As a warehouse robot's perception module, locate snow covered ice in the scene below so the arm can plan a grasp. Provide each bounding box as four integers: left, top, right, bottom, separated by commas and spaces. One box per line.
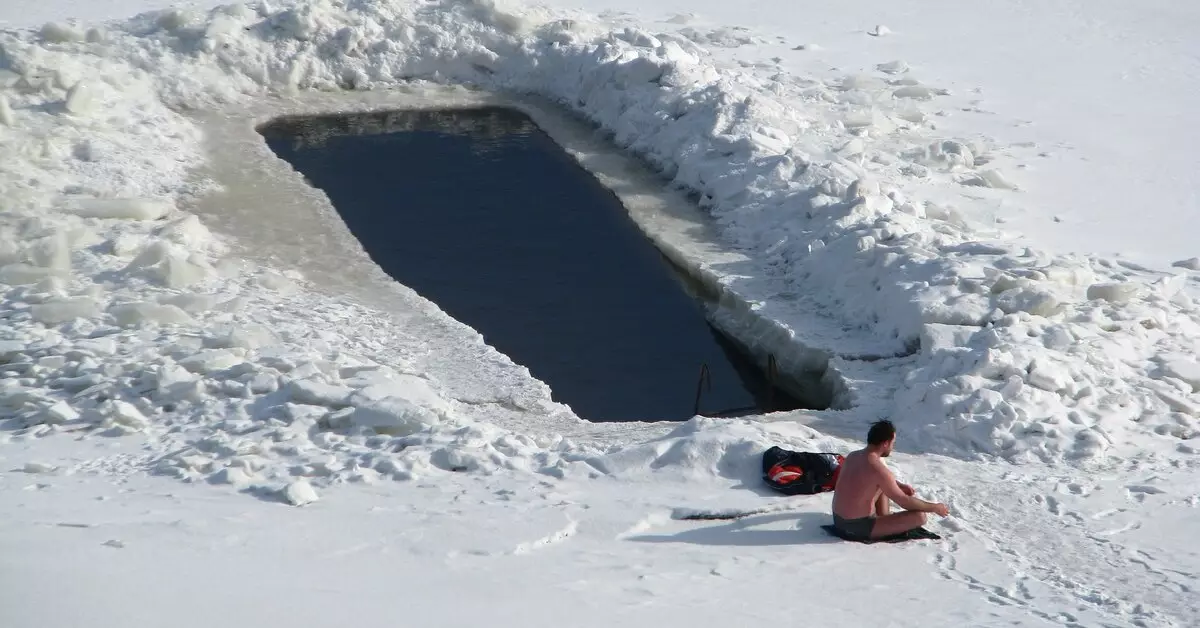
2, 0, 1200, 626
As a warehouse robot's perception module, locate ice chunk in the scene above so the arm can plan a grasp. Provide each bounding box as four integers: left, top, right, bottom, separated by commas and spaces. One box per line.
54, 373, 105, 392
23, 462, 59, 474
75, 337, 117, 355
109, 302, 195, 327
158, 256, 210, 288
843, 110, 878, 129
64, 81, 97, 115
920, 324, 979, 354
153, 364, 206, 402
283, 480, 319, 506
977, 169, 1019, 190
153, 363, 195, 388
1040, 326, 1074, 351
0, 95, 13, 127
41, 22, 85, 42
0, 340, 26, 357
285, 379, 353, 408
1071, 428, 1110, 457
67, 198, 173, 221
845, 177, 880, 201
106, 401, 149, 429
877, 60, 909, 74
178, 349, 244, 374
215, 325, 279, 349
837, 138, 865, 157
31, 276, 68, 297
31, 233, 72, 270
157, 8, 198, 32
658, 41, 698, 66
613, 56, 665, 87
1163, 359, 1200, 392
33, 400, 80, 425
1171, 257, 1200, 271
893, 85, 936, 100
38, 355, 67, 370
909, 140, 975, 170
249, 373, 279, 394
178, 454, 215, 472
895, 108, 925, 123
350, 397, 440, 436
839, 74, 885, 92
1087, 282, 1142, 304
1156, 389, 1200, 416
1151, 274, 1186, 299
995, 288, 1061, 317
1027, 360, 1072, 392
31, 297, 101, 325
204, 12, 245, 41
0, 264, 62, 285
615, 27, 661, 48
349, 373, 450, 414
869, 25, 892, 37
209, 467, 254, 487
290, 362, 323, 380
126, 241, 172, 269
105, 233, 148, 258
155, 214, 219, 250
124, 241, 212, 288
159, 293, 217, 314
961, 170, 1009, 188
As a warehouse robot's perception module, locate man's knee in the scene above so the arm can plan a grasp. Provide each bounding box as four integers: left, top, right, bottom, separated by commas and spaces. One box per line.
916, 511, 928, 525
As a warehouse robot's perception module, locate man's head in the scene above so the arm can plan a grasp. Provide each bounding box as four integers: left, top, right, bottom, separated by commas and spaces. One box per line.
866, 420, 896, 457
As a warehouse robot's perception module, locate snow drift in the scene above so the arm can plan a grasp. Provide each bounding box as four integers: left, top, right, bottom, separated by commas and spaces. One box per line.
2, 0, 1200, 501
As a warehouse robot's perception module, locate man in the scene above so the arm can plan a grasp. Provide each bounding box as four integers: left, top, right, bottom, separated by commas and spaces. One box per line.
831, 420, 949, 540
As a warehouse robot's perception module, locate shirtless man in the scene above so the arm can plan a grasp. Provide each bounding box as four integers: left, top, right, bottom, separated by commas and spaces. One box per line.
831, 420, 949, 540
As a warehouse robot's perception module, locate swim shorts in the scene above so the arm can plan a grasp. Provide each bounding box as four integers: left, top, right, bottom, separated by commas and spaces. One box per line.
833, 513, 876, 541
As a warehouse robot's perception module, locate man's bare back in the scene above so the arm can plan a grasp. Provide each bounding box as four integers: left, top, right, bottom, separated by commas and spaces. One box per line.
830, 420, 949, 540
831, 449, 892, 519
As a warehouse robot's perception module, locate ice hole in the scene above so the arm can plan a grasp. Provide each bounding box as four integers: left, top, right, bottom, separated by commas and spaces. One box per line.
259, 107, 826, 421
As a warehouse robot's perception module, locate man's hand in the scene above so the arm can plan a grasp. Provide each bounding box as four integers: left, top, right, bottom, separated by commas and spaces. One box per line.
931, 503, 949, 517
898, 482, 915, 496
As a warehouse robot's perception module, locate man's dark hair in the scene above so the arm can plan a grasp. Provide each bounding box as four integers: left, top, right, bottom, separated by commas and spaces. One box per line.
867, 420, 896, 446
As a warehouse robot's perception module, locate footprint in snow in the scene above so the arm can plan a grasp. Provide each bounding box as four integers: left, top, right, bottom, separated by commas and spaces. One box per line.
1065, 482, 1089, 496
1094, 520, 1142, 537
1091, 508, 1126, 520
939, 517, 965, 533
1125, 485, 1166, 503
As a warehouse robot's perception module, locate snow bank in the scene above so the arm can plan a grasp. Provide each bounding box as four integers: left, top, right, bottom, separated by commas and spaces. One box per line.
64, 198, 174, 221
588, 416, 841, 484
1, 0, 1197, 499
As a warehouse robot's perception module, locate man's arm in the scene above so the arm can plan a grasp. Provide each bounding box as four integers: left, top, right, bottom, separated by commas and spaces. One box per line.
872, 458, 943, 514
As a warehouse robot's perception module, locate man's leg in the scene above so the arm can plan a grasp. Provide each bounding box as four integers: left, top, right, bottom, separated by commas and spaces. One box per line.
874, 490, 890, 517
870, 510, 927, 538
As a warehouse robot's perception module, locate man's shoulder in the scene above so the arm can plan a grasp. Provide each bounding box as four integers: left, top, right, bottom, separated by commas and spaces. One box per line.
865, 453, 893, 475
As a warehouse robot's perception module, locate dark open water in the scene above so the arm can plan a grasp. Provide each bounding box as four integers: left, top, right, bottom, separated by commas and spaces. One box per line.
259, 107, 808, 421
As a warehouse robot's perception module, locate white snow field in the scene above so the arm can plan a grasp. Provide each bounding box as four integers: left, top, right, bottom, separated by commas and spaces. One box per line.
2, 0, 1199, 626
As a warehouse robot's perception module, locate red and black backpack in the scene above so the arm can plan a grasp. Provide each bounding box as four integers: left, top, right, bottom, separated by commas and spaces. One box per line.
762, 446, 845, 495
